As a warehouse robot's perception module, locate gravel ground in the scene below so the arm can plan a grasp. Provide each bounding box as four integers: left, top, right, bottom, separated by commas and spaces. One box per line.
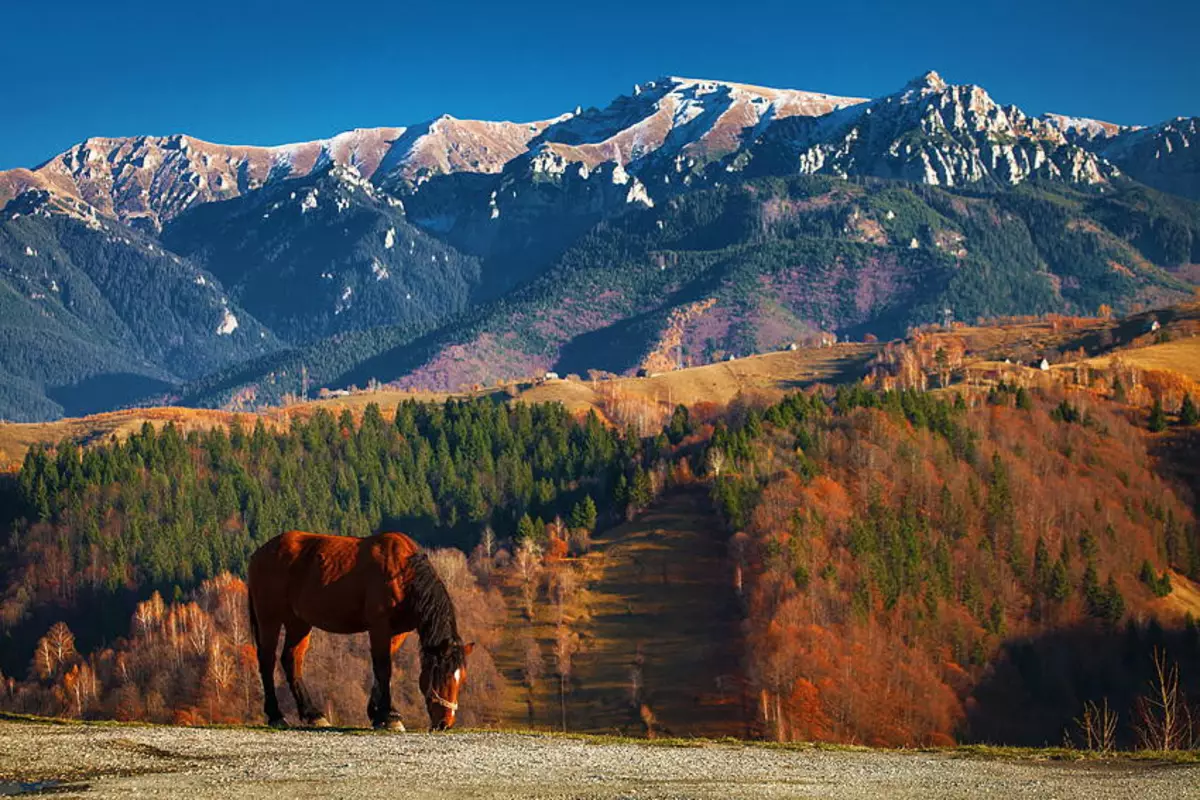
1, 720, 1197, 799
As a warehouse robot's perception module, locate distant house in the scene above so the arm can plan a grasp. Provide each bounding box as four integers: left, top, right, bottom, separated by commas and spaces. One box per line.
1037, 358, 1050, 371
544, 371, 560, 380
786, 342, 799, 351
726, 354, 738, 361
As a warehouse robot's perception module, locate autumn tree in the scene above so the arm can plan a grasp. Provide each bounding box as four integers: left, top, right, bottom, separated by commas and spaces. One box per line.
33, 622, 77, 681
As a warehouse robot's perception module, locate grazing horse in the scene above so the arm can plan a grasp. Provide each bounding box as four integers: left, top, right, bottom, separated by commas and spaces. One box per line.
248, 530, 473, 730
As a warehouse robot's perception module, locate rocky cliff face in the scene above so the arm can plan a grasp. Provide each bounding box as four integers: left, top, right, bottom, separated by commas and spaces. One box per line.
1042, 113, 1200, 200
744, 72, 1112, 187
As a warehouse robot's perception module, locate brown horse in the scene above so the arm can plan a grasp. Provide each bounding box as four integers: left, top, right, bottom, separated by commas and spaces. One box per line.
248, 530, 473, 731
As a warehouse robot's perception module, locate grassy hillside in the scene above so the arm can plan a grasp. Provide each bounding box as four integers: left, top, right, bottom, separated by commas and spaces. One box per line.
493, 487, 748, 737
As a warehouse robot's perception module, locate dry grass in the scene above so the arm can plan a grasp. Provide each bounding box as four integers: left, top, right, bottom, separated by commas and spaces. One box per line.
491, 488, 747, 739
1150, 571, 1200, 623
0, 407, 265, 472
1083, 338, 1200, 382
522, 344, 879, 414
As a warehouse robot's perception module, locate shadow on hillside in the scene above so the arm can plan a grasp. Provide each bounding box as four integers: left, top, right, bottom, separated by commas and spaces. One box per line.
554, 311, 672, 376
965, 621, 1200, 748
776, 349, 879, 391
1150, 427, 1200, 516
47, 373, 176, 418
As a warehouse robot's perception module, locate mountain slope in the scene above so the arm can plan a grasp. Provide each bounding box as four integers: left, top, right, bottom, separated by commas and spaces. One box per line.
1043, 114, 1200, 201
0, 189, 280, 419
162, 164, 480, 344
184, 175, 1195, 404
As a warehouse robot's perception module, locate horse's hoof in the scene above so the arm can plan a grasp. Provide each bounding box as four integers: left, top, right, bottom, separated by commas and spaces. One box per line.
373, 715, 405, 732
308, 716, 331, 728
268, 718, 289, 730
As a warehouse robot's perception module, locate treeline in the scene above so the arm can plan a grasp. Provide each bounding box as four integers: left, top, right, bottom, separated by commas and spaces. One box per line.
1, 398, 650, 642
709, 384, 1200, 746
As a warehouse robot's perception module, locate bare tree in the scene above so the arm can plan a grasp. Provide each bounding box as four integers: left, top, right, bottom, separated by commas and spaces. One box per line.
706, 447, 726, 478
480, 525, 496, 559
1074, 698, 1118, 753
514, 539, 543, 620
34, 622, 76, 680
521, 635, 543, 724
548, 567, 579, 627
1136, 648, 1195, 751
134, 592, 166, 639
554, 625, 581, 732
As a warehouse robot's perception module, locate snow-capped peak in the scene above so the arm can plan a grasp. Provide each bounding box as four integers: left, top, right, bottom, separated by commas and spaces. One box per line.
905, 70, 948, 93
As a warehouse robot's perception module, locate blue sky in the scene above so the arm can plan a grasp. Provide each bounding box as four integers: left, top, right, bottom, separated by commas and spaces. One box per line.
2, 0, 1197, 170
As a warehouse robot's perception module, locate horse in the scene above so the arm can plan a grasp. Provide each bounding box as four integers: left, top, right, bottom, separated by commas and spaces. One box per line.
247, 530, 473, 731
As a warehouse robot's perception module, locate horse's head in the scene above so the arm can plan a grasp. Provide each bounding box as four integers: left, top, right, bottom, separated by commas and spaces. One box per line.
419, 638, 474, 730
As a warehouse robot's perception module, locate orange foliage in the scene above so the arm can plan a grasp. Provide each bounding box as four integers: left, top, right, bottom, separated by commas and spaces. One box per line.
2, 556, 507, 728
736, 387, 1197, 747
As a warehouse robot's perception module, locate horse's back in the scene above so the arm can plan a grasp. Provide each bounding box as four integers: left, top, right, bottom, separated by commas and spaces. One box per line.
248, 530, 422, 633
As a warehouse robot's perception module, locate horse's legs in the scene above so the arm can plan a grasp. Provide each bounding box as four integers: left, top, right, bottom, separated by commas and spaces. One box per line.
367, 626, 404, 730
253, 607, 285, 727
281, 622, 327, 727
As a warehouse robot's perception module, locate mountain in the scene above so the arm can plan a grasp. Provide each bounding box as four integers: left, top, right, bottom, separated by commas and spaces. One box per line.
1042, 114, 1200, 201
0, 70, 1197, 420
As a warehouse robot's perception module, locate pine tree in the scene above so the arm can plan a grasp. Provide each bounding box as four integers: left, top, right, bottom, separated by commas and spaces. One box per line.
1149, 397, 1167, 432
516, 513, 537, 544
667, 404, 692, 445
1033, 537, 1050, 591
1180, 394, 1198, 426
1049, 559, 1071, 603
569, 495, 597, 532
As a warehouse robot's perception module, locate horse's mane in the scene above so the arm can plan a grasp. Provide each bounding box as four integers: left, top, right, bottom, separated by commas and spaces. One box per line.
406, 552, 466, 680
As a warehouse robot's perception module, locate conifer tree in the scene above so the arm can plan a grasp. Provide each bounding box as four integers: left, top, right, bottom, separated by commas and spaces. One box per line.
1149, 397, 1168, 432
1180, 394, 1198, 426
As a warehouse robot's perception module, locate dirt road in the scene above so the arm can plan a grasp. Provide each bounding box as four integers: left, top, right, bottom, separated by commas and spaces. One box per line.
1, 719, 1197, 799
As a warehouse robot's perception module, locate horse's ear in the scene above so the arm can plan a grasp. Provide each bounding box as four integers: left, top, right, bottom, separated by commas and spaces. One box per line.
464, 642, 475, 656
